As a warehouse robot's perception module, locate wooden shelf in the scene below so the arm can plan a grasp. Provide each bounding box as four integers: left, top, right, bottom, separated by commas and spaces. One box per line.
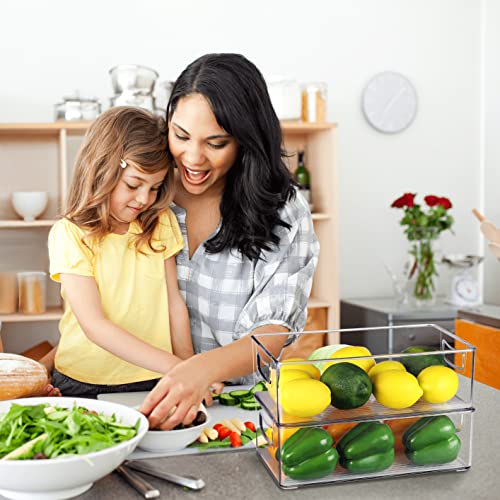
0, 220, 57, 228
0, 306, 63, 323
281, 121, 337, 134
0, 121, 91, 137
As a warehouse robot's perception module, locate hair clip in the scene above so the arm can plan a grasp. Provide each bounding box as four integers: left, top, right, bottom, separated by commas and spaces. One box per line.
120, 159, 127, 169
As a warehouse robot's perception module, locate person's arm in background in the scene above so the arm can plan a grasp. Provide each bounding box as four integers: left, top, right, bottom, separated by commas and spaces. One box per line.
38, 346, 57, 373
165, 256, 193, 360
60, 273, 181, 374
140, 199, 319, 428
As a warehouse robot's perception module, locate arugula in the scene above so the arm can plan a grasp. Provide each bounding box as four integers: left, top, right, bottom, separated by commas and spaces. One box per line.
0, 403, 139, 460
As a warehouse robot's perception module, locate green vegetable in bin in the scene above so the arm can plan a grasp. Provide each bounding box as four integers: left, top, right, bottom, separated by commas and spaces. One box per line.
337, 421, 395, 473
403, 415, 461, 465
279, 427, 338, 480
399, 345, 446, 377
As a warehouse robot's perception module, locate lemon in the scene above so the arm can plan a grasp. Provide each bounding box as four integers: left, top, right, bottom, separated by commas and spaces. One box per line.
368, 360, 406, 381
417, 365, 459, 403
281, 357, 321, 380
267, 369, 311, 400
373, 370, 423, 409
280, 378, 331, 417
323, 346, 375, 373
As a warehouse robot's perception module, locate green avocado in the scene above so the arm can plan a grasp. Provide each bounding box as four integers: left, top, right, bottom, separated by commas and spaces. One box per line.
400, 345, 445, 376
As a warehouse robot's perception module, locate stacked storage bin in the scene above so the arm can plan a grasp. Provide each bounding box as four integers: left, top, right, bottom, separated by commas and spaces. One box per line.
251, 324, 475, 489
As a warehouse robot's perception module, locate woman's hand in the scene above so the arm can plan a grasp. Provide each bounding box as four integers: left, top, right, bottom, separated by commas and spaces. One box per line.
139, 356, 213, 430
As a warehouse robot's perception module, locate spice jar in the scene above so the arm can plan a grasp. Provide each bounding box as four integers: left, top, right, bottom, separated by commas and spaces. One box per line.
0, 272, 18, 314
17, 272, 46, 314
301, 82, 327, 123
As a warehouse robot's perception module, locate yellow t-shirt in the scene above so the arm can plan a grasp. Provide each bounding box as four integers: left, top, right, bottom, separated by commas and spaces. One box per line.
48, 209, 184, 385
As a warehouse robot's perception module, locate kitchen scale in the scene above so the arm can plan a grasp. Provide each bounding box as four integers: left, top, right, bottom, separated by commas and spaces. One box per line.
442, 254, 483, 307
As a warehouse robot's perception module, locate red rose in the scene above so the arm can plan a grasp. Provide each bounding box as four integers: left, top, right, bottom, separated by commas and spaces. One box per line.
391, 192, 415, 208
424, 195, 440, 207
438, 197, 452, 209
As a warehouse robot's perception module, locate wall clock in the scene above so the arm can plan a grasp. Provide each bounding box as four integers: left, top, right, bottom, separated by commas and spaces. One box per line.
362, 72, 418, 134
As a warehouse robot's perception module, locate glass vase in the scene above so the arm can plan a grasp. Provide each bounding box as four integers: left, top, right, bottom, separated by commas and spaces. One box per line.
407, 227, 441, 307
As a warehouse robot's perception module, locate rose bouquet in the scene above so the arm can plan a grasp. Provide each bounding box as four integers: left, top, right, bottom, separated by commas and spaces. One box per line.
391, 193, 454, 303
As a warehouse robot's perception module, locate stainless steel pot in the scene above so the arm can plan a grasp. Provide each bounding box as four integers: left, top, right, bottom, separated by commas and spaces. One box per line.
155, 80, 174, 111
110, 92, 155, 112
54, 95, 101, 121
109, 64, 159, 94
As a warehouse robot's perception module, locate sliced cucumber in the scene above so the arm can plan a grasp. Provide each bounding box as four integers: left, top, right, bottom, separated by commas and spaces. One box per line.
250, 381, 267, 393
241, 400, 262, 411
219, 393, 239, 406
229, 389, 251, 400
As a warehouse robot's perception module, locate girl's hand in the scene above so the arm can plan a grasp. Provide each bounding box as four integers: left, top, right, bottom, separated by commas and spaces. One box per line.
37, 383, 62, 397
139, 357, 212, 430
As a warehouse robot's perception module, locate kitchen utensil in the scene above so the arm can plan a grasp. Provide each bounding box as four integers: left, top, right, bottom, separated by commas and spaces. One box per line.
116, 465, 160, 498
54, 95, 101, 121
109, 64, 159, 95
11, 191, 48, 222
155, 80, 174, 110
125, 460, 205, 490
472, 208, 500, 244
442, 254, 483, 307
489, 242, 500, 259
138, 403, 210, 452
110, 93, 155, 112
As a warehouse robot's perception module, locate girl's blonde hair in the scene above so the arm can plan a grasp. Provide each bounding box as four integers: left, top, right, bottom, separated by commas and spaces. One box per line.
65, 106, 172, 252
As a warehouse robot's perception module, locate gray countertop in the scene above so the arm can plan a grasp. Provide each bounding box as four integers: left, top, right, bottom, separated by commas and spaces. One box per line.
79, 381, 499, 500
458, 303, 500, 329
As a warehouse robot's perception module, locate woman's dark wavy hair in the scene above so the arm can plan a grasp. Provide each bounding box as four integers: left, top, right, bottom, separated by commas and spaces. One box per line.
167, 53, 296, 261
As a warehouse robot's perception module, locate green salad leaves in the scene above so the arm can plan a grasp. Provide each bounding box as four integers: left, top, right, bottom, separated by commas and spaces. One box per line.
0, 403, 140, 460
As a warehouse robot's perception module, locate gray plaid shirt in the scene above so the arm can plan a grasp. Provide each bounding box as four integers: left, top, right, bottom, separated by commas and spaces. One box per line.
172, 190, 319, 383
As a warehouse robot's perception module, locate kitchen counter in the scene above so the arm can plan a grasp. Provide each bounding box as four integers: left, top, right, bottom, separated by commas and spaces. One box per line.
78, 381, 498, 500
458, 303, 500, 329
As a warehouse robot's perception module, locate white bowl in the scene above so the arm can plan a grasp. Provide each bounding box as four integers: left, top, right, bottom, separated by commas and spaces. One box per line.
11, 191, 48, 222
0, 397, 148, 500
138, 404, 210, 453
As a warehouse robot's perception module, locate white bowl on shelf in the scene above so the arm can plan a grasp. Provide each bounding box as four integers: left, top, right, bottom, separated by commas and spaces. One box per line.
11, 191, 48, 222
0, 397, 148, 500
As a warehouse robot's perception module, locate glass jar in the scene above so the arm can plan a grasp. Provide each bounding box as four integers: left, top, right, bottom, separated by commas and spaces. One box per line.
301, 82, 327, 122
267, 78, 301, 120
18, 271, 46, 314
0, 272, 18, 314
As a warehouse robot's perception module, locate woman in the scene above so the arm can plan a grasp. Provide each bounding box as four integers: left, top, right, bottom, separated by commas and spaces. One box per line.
140, 53, 320, 429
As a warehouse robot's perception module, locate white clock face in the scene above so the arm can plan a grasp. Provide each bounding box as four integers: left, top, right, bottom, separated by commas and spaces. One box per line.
455, 277, 479, 302
362, 72, 418, 134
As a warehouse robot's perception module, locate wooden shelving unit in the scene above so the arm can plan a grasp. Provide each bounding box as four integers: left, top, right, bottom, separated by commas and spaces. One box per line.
0, 119, 339, 350
0, 306, 64, 323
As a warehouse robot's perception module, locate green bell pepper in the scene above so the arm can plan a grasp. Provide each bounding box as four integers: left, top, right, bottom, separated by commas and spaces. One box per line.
337, 421, 395, 473
279, 427, 338, 480
403, 416, 461, 465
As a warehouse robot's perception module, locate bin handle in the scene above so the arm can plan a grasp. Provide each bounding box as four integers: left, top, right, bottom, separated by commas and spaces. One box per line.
258, 412, 272, 446
256, 352, 271, 383
441, 338, 466, 370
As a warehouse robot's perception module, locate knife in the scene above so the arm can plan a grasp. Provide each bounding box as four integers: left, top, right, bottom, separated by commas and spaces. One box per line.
125, 460, 205, 490
116, 464, 160, 498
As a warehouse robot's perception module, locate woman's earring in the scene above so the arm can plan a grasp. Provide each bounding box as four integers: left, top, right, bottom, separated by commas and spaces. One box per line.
120, 159, 127, 169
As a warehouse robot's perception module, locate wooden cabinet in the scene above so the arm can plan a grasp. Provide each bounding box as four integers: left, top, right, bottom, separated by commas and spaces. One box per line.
0, 121, 338, 352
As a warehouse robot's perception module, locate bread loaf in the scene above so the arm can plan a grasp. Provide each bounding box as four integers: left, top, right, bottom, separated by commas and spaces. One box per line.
0, 353, 49, 400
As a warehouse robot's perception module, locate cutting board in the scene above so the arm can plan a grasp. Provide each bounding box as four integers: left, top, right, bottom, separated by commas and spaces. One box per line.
98, 385, 262, 459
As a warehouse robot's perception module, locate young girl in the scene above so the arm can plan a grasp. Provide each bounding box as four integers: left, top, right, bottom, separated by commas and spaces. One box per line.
48, 106, 193, 399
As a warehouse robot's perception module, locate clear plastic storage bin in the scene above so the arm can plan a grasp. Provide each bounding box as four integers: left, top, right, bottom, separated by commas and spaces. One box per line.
251, 324, 476, 489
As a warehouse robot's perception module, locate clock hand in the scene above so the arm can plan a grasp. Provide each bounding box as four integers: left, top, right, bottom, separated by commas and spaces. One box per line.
378, 87, 407, 119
